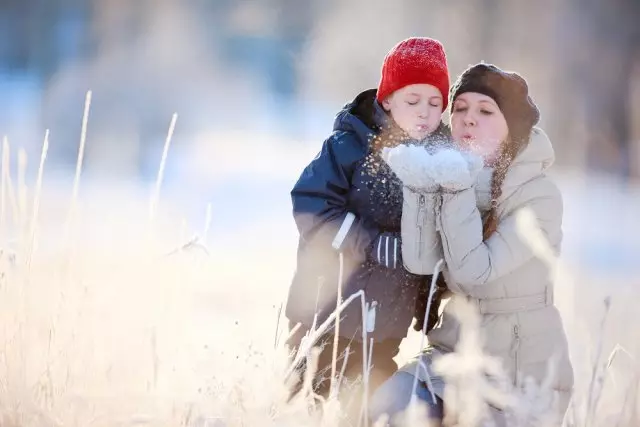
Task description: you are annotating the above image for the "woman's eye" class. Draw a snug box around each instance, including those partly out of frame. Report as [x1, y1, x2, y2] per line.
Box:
[407, 101, 418, 106]
[481, 109, 493, 115]
[430, 102, 441, 107]
[453, 106, 467, 113]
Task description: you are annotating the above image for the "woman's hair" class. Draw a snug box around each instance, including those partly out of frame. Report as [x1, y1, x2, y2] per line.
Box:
[482, 136, 523, 240]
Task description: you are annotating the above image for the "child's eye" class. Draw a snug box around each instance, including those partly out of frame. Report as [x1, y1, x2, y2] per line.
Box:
[453, 106, 467, 113]
[407, 101, 418, 106]
[480, 109, 493, 115]
[430, 101, 441, 108]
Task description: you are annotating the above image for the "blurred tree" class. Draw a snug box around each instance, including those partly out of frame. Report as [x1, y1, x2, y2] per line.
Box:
[570, 0, 640, 179]
[0, 0, 31, 72]
[25, 0, 91, 82]
[11, 0, 639, 180]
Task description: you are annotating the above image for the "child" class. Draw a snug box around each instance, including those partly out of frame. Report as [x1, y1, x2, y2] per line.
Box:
[285, 37, 451, 405]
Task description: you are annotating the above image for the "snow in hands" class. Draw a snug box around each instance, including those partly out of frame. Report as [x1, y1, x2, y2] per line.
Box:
[382, 144, 484, 192]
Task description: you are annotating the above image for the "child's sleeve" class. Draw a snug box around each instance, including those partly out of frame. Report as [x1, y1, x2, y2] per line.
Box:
[291, 132, 379, 262]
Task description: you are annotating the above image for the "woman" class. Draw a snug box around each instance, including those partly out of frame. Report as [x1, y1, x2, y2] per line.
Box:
[369, 63, 574, 426]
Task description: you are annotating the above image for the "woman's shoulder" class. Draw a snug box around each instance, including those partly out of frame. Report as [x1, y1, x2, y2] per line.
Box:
[512, 173, 562, 204]
[505, 174, 563, 226]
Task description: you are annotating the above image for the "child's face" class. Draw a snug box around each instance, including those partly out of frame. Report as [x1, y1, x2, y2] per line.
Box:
[450, 92, 509, 166]
[381, 84, 444, 141]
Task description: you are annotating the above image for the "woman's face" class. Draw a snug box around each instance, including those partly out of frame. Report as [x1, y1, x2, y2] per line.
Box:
[450, 92, 509, 165]
[381, 84, 444, 141]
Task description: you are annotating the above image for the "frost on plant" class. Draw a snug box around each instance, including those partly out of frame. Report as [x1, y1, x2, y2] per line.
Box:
[430, 297, 565, 427]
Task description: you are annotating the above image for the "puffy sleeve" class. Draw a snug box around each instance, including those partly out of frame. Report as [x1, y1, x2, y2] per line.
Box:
[436, 179, 562, 291]
[291, 131, 379, 261]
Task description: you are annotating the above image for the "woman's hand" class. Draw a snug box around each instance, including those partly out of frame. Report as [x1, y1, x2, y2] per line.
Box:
[434, 149, 484, 192]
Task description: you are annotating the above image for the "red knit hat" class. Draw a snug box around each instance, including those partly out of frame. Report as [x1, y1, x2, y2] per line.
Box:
[376, 37, 450, 110]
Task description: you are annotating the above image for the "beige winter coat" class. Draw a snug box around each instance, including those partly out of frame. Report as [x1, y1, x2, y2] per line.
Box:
[401, 127, 574, 421]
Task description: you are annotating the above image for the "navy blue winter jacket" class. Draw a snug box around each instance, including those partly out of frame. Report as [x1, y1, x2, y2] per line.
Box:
[285, 89, 450, 342]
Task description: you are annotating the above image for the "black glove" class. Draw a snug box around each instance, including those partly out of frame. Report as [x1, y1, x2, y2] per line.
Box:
[369, 232, 402, 269]
[414, 273, 448, 334]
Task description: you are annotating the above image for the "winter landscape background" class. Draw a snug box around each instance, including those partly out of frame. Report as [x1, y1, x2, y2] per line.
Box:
[0, 0, 639, 425]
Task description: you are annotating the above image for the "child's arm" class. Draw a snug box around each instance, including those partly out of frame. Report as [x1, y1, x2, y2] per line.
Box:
[291, 132, 379, 263]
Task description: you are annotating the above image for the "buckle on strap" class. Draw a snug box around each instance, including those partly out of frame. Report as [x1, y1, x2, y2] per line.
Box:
[475, 290, 552, 315]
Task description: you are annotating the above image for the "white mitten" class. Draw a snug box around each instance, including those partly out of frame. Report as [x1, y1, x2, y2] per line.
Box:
[430, 148, 484, 192]
[461, 150, 485, 182]
[381, 145, 438, 192]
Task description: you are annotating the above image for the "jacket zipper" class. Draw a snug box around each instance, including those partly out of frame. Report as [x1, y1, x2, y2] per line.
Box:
[416, 194, 426, 259]
[513, 324, 521, 387]
[434, 193, 442, 231]
[435, 193, 448, 261]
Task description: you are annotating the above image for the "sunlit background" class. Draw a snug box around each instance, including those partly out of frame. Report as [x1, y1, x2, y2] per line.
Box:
[2, 0, 639, 267]
[0, 1, 638, 425]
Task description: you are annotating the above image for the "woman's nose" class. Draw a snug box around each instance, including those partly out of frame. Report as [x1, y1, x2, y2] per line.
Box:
[463, 112, 476, 126]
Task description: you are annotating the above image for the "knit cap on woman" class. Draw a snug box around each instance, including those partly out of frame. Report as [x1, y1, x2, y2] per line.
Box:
[449, 63, 540, 147]
[376, 37, 450, 110]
